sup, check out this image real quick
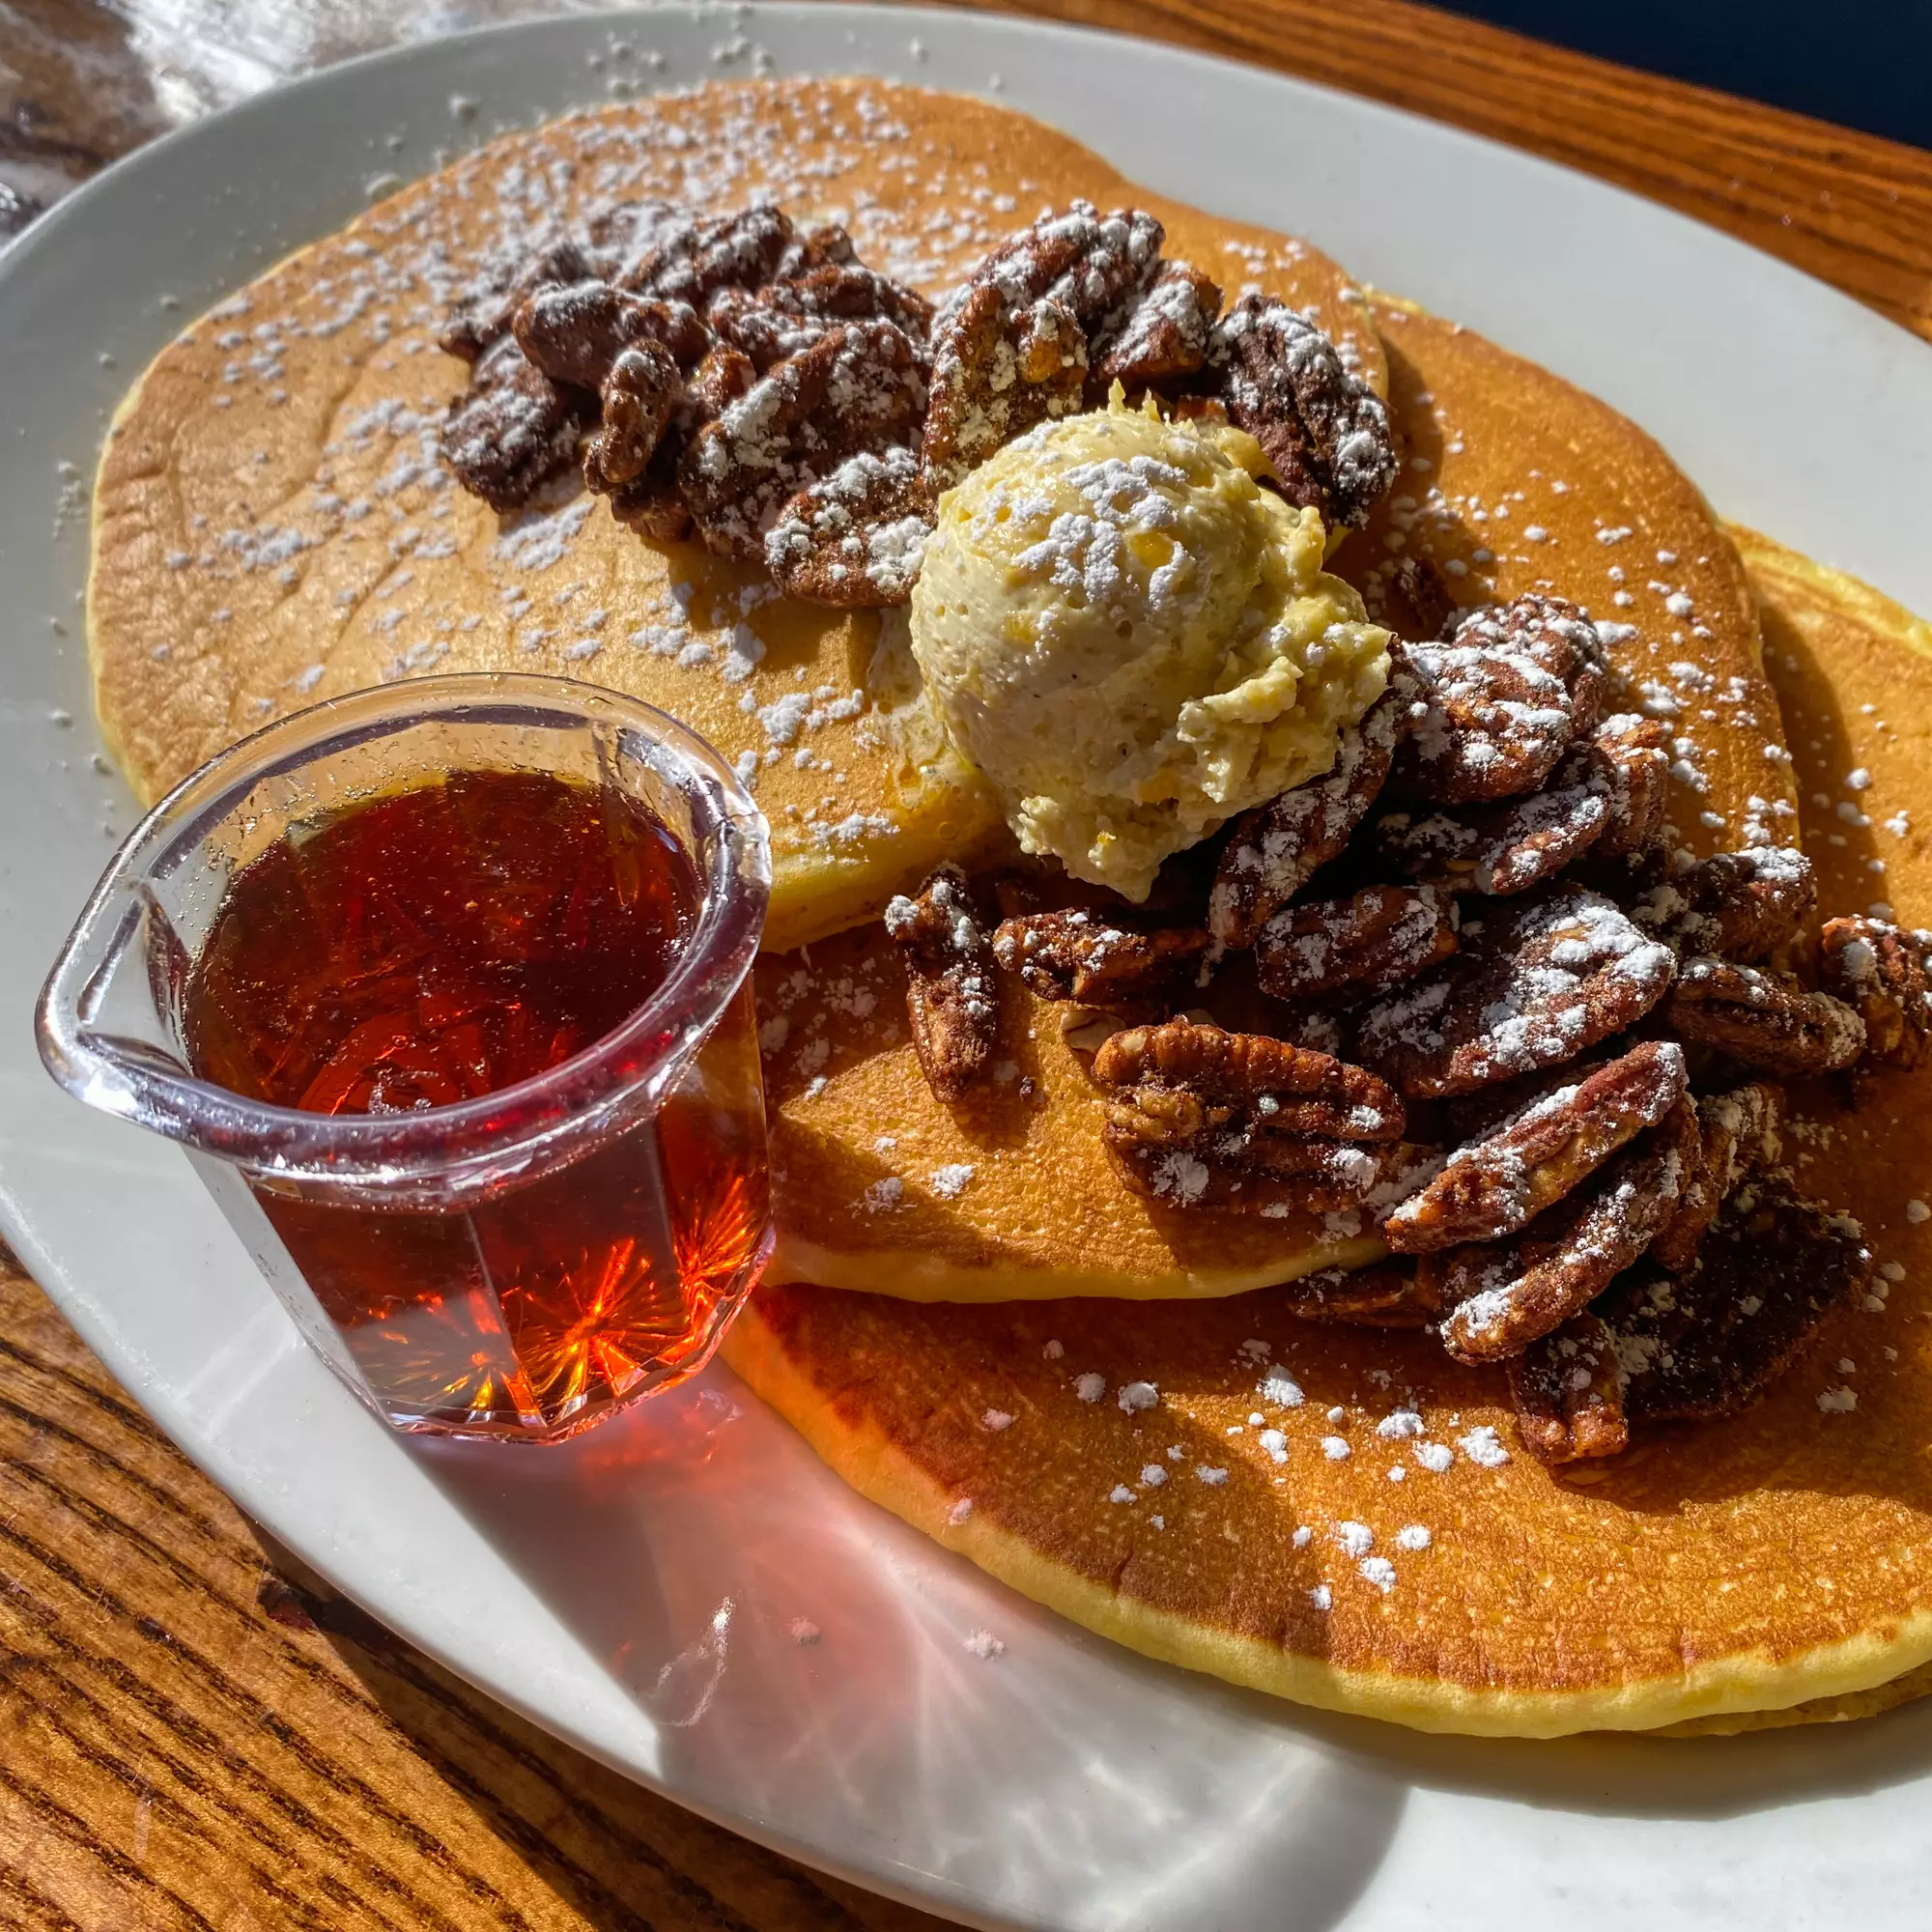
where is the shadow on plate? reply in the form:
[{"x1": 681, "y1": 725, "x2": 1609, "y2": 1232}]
[{"x1": 403, "y1": 1362, "x2": 1405, "y2": 1932}]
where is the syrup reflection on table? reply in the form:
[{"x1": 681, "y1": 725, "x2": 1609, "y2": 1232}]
[{"x1": 409, "y1": 1350, "x2": 1404, "y2": 1929}]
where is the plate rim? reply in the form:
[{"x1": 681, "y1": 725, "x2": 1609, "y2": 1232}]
[{"x1": 5, "y1": 9, "x2": 1932, "y2": 1928}]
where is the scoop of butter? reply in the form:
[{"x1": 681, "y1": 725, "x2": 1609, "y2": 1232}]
[{"x1": 907, "y1": 394, "x2": 1390, "y2": 899}]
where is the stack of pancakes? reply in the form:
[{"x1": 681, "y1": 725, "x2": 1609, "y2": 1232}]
[{"x1": 91, "y1": 79, "x2": 1932, "y2": 1736}]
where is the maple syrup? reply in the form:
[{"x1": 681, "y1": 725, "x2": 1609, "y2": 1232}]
[{"x1": 183, "y1": 768, "x2": 771, "y2": 1441}]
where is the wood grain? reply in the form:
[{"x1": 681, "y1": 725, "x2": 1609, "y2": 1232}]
[
  {"x1": 3, "y1": 1, "x2": 1931, "y2": 1925},
  {"x1": 0, "y1": 1250, "x2": 945, "y2": 1932}
]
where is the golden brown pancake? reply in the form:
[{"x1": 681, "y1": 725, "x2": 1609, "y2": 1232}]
[
  {"x1": 87, "y1": 79, "x2": 1381, "y2": 952},
  {"x1": 759, "y1": 303, "x2": 1795, "y2": 1300},
  {"x1": 725, "y1": 528, "x2": 1932, "y2": 1736}
]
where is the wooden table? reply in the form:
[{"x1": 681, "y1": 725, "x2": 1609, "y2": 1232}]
[{"x1": 2, "y1": 2, "x2": 1929, "y2": 1925}]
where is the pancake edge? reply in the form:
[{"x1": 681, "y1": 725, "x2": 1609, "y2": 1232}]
[
  {"x1": 723, "y1": 1295, "x2": 1932, "y2": 1736},
  {"x1": 1729, "y1": 522, "x2": 1932, "y2": 664},
  {"x1": 766, "y1": 1230, "x2": 1386, "y2": 1301},
  {"x1": 88, "y1": 364, "x2": 166, "y2": 805}
]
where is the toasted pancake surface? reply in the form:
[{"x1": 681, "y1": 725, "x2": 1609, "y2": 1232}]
[
  {"x1": 728, "y1": 527, "x2": 1932, "y2": 1735},
  {"x1": 88, "y1": 79, "x2": 1380, "y2": 952},
  {"x1": 760, "y1": 304, "x2": 1795, "y2": 1300}
]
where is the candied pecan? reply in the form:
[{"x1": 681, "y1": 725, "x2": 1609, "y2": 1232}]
[
  {"x1": 1357, "y1": 883, "x2": 1678, "y2": 1100},
  {"x1": 678, "y1": 320, "x2": 927, "y2": 559},
  {"x1": 923, "y1": 280, "x2": 1087, "y2": 491},
  {"x1": 617, "y1": 205, "x2": 796, "y2": 307},
  {"x1": 1588, "y1": 713, "x2": 1672, "y2": 863},
  {"x1": 994, "y1": 911, "x2": 1211, "y2": 1013},
  {"x1": 1392, "y1": 594, "x2": 1607, "y2": 805},
  {"x1": 884, "y1": 866, "x2": 1000, "y2": 1102},
  {"x1": 440, "y1": 236, "x2": 608, "y2": 362},
  {"x1": 1603, "y1": 1178, "x2": 1872, "y2": 1427},
  {"x1": 994, "y1": 202, "x2": 1164, "y2": 318},
  {"x1": 1649, "y1": 1081, "x2": 1784, "y2": 1273},
  {"x1": 1208, "y1": 677, "x2": 1406, "y2": 946},
  {"x1": 1819, "y1": 915, "x2": 1932, "y2": 1069},
  {"x1": 1094, "y1": 1019, "x2": 1405, "y2": 1144},
  {"x1": 512, "y1": 281, "x2": 708, "y2": 391},
  {"x1": 1638, "y1": 846, "x2": 1816, "y2": 961},
  {"x1": 1097, "y1": 1020, "x2": 1410, "y2": 1213},
  {"x1": 439, "y1": 336, "x2": 587, "y2": 512},
  {"x1": 711, "y1": 265, "x2": 935, "y2": 369},
  {"x1": 922, "y1": 201, "x2": 1164, "y2": 490},
  {"x1": 610, "y1": 446, "x2": 694, "y2": 542},
  {"x1": 582, "y1": 341, "x2": 682, "y2": 493},
  {"x1": 1255, "y1": 884, "x2": 1458, "y2": 1004},
  {"x1": 1091, "y1": 259, "x2": 1221, "y2": 390},
  {"x1": 1205, "y1": 293, "x2": 1398, "y2": 528},
  {"x1": 1433, "y1": 1124, "x2": 1686, "y2": 1362},
  {"x1": 765, "y1": 447, "x2": 933, "y2": 608},
  {"x1": 1284, "y1": 1261, "x2": 1443, "y2": 1328},
  {"x1": 1386, "y1": 1039, "x2": 1689, "y2": 1254},
  {"x1": 1374, "y1": 759, "x2": 1611, "y2": 897},
  {"x1": 681, "y1": 340, "x2": 757, "y2": 423},
  {"x1": 1393, "y1": 554, "x2": 1458, "y2": 641},
  {"x1": 776, "y1": 222, "x2": 859, "y2": 275},
  {"x1": 1508, "y1": 1314, "x2": 1630, "y2": 1463},
  {"x1": 1666, "y1": 957, "x2": 1864, "y2": 1075}
]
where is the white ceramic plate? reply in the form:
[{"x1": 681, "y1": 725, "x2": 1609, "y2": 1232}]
[{"x1": 6, "y1": 10, "x2": 1932, "y2": 1927}]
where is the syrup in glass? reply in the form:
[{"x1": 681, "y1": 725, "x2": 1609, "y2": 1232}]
[{"x1": 182, "y1": 768, "x2": 770, "y2": 1440}]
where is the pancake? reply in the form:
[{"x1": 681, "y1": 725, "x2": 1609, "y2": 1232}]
[
  {"x1": 759, "y1": 302, "x2": 1795, "y2": 1300},
  {"x1": 724, "y1": 527, "x2": 1932, "y2": 1737},
  {"x1": 86, "y1": 79, "x2": 1382, "y2": 953}
]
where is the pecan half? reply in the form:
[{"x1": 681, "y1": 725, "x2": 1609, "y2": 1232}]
[
  {"x1": 1255, "y1": 883, "x2": 1459, "y2": 1003},
  {"x1": 764, "y1": 447, "x2": 933, "y2": 607},
  {"x1": 1649, "y1": 1080, "x2": 1784, "y2": 1273},
  {"x1": 1356, "y1": 883, "x2": 1678, "y2": 1099},
  {"x1": 1092, "y1": 259, "x2": 1222, "y2": 390},
  {"x1": 1819, "y1": 915, "x2": 1932, "y2": 1069},
  {"x1": 1208, "y1": 677, "x2": 1406, "y2": 946},
  {"x1": 512, "y1": 281, "x2": 709, "y2": 391},
  {"x1": 922, "y1": 202, "x2": 1163, "y2": 491},
  {"x1": 1666, "y1": 957, "x2": 1865, "y2": 1075},
  {"x1": 775, "y1": 221, "x2": 861, "y2": 277},
  {"x1": 1094, "y1": 1019, "x2": 1406, "y2": 1143},
  {"x1": 1602, "y1": 1177, "x2": 1872, "y2": 1426},
  {"x1": 616, "y1": 205, "x2": 797, "y2": 307},
  {"x1": 684, "y1": 340, "x2": 758, "y2": 419},
  {"x1": 1097, "y1": 1020, "x2": 1414, "y2": 1214},
  {"x1": 884, "y1": 867, "x2": 1000, "y2": 1102},
  {"x1": 1432, "y1": 1119, "x2": 1687, "y2": 1362},
  {"x1": 1508, "y1": 1314, "x2": 1630, "y2": 1463},
  {"x1": 440, "y1": 236, "x2": 609, "y2": 362},
  {"x1": 439, "y1": 336, "x2": 588, "y2": 511},
  {"x1": 1392, "y1": 594, "x2": 1607, "y2": 805},
  {"x1": 1388, "y1": 554, "x2": 1457, "y2": 644},
  {"x1": 678, "y1": 319, "x2": 927, "y2": 560},
  {"x1": 1374, "y1": 760, "x2": 1611, "y2": 897},
  {"x1": 993, "y1": 911, "x2": 1211, "y2": 1013},
  {"x1": 609, "y1": 452, "x2": 694, "y2": 543},
  {"x1": 1385, "y1": 1039, "x2": 1688, "y2": 1253},
  {"x1": 709, "y1": 264, "x2": 935, "y2": 369},
  {"x1": 1588, "y1": 712, "x2": 1672, "y2": 863},
  {"x1": 1206, "y1": 293, "x2": 1398, "y2": 528},
  {"x1": 1284, "y1": 1261, "x2": 1443, "y2": 1327},
  {"x1": 583, "y1": 341, "x2": 683, "y2": 493},
  {"x1": 1638, "y1": 846, "x2": 1817, "y2": 961}
]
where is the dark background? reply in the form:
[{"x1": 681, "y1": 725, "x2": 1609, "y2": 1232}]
[{"x1": 1430, "y1": 0, "x2": 1932, "y2": 148}]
